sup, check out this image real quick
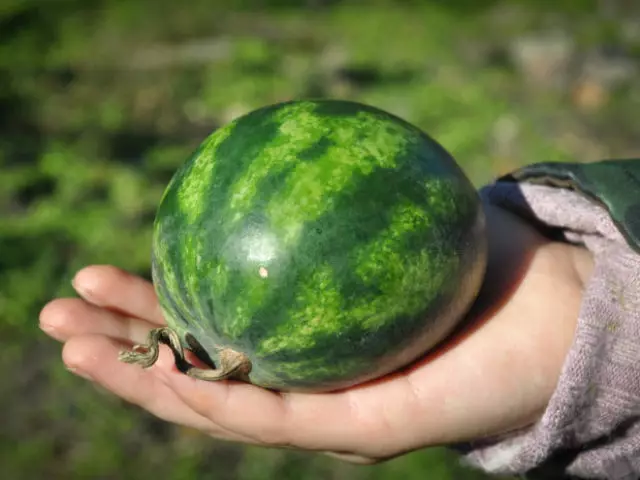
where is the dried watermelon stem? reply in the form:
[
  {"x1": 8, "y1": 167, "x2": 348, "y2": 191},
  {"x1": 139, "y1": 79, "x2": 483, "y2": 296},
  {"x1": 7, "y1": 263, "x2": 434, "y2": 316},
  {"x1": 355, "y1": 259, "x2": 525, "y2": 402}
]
[{"x1": 118, "y1": 327, "x2": 252, "y2": 382}]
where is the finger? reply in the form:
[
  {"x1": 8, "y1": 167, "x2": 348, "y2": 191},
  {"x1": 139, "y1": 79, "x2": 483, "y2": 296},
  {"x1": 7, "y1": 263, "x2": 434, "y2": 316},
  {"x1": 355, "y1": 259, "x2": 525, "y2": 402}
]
[
  {"x1": 40, "y1": 298, "x2": 154, "y2": 345},
  {"x1": 62, "y1": 334, "x2": 253, "y2": 444},
  {"x1": 160, "y1": 370, "x2": 389, "y2": 455},
  {"x1": 72, "y1": 265, "x2": 166, "y2": 325}
]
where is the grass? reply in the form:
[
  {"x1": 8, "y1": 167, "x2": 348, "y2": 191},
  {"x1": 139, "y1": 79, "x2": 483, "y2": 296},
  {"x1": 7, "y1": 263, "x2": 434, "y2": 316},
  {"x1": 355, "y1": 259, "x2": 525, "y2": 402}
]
[{"x1": 1, "y1": 1, "x2": 638, "y2": 478}]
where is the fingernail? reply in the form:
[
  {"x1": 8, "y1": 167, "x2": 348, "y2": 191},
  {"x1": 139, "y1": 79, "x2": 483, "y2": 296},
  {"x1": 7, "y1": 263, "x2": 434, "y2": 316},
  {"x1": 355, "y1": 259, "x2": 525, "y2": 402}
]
[
  {"x1": 67, "y1": 366, "x2": 94, "y2": 382},
  {"x1": 39, "y1": 322, "x2": 59, "y2": 335},
  {"x1": 40, "y1": 323, "x2": 64, "y2": 340},
  {"x1": 71, "y1": 275, "x2": 92, "y2": 299}
]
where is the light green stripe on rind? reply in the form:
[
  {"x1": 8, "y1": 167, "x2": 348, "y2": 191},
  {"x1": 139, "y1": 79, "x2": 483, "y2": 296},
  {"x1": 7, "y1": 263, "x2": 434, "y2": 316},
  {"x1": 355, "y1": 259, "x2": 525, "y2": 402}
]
[
  {"x1": 225, "y1": 101, "x2": 320, "y2": 224},
  {"x1": 178, "y1": 235, "x2": 210, "y2": 324},
  {"x1": 175, "y1": 122, "x2": 235, "y2": 224},
  {"x1": 265, "y1": 109, "x2": 409, "y2": 246},
  {"x1": 152, "y1": 225, "x2": 193, "y2": 327},
  {"x1": 256, "y1": 180, "x2": 460, "y2": 355},
  {"x1": 269, "y1": 263, "x2": 341, "y2": 347},
  {"x1": 218, "y1": 269, "x2": 272, "y2": 339}
]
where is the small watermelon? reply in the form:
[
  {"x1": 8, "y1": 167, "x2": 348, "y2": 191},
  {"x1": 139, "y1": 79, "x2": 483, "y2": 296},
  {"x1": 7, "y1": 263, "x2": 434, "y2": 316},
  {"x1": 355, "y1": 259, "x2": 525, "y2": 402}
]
[{"x1": 119, "y1": 99, "x2": 487, "y2": 392}]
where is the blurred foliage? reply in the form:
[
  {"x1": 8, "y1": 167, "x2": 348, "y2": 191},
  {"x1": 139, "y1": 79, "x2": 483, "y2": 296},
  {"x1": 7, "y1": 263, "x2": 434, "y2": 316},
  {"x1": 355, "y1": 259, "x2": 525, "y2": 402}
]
[{"x1": 1, "y1": 0, "x2": 639, "y2": 478}]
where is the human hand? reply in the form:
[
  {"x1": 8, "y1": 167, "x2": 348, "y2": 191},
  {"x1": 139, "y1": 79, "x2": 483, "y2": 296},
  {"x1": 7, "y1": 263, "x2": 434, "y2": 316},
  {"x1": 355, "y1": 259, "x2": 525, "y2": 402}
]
[{"x1": 39, "y1": 203, "x2": 593, "y2": 464}]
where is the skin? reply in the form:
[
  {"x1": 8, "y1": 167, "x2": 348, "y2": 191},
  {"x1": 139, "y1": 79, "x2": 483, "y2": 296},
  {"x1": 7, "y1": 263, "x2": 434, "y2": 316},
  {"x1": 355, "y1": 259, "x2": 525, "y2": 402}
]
[{"x1": 39, "y1": 202, "x2": 593, "y2": 464}]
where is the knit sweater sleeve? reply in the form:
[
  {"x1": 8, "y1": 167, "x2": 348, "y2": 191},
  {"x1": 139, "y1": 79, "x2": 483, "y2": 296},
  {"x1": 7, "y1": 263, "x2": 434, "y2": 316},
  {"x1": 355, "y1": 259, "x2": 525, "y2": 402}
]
[{"x1": 459, "y1": 181, "x2": 640, "y2": 480}]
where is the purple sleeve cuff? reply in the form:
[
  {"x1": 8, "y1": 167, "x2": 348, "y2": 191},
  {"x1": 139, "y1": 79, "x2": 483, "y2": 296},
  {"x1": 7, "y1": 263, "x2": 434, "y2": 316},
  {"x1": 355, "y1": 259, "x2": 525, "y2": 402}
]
[{"x1": 459, "y1": 182, "x2": 640, "y2": 479}]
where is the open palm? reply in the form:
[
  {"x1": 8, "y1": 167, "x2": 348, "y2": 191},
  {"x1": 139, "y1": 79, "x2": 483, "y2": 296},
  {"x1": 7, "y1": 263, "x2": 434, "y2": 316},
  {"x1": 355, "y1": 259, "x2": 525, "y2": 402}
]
[{"x1": 39, "y1": 203, "x2": 591, "y2": 463}]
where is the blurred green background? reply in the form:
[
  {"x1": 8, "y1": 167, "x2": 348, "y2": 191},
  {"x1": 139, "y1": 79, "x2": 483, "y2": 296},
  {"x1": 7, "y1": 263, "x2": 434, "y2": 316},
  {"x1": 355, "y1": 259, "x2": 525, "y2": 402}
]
[{"x1": 1, "y1": 0, "x2": 639, "y2": 478}]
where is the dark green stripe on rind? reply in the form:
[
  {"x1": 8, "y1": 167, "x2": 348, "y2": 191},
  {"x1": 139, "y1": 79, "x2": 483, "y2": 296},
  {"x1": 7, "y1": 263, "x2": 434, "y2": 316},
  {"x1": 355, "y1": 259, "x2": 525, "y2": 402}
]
[{"x1": 152, "y1": 99, "x2": 486, "y2": 390}]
